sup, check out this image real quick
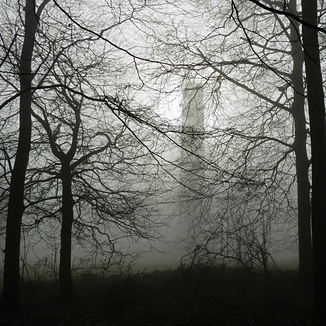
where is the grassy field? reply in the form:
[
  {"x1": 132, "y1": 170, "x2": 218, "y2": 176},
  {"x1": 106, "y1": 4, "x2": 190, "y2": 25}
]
[{"x1": 0, "y1": 266, "x2": 321, "y2": 325}]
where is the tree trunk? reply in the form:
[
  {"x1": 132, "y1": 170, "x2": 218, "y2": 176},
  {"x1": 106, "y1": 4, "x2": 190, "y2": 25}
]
[
  {"x1": 59, "y1": 162, "x2": 74, "y2": 300},
  {"x1": 289, "y1": 0, "x2": 313, "y2": 287},
  {"x1": 302, "y1": 0, "x2": 326, "y2": 317},
  {"x1": 1, "y1": 0, "x2": 38, "y2": 311}
]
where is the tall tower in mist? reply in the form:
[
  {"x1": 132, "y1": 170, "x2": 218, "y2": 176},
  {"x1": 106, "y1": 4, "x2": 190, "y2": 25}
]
[
  {"x1": 180, "y1": 82, "x2": 205, "y2": 173},
  {"x1": 178, "y1": 81, "x2": 206, "y2": 245}
]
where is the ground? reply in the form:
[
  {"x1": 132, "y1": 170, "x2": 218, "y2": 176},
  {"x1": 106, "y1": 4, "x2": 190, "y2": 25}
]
[{"x1": 0, "y1": 267, "x2": 322, "y2": 325}]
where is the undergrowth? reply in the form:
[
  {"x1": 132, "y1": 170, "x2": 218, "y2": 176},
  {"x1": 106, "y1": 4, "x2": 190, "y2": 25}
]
[{"x1": 0, "y1": 266, "x2": 320, "y2": 326}]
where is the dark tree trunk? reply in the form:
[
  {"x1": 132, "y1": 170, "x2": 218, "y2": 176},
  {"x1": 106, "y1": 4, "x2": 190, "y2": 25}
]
[
  {"x1": 59, "y1": 162, "x2": 74, "y2": 300},
  {"x1": 289, "y1": 0, "x2": 313, "y2": 287},
  {"x1": 293, "y1": 84, "x2": 313, "y2": 287},
  {"x1": 1, "y1": 0, "x2": 38, "y2": 311},
  {"x1": 302, "y1": 0, "x2": 326, "y2": 317},
  {"x1": 32, "y1": 88, "x2": 81, "y2": 301},
  {"x1": 293, "y1": 106, "x2": 313, "y2": 287}
]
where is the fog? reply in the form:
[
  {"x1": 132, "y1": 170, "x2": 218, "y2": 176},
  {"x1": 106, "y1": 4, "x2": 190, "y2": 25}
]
[
  {"x1": 1, "y1": 1, "x2": 318, "y2": 323},
  {"x1": 0, "y1": 84, "x2": 300, "y2": 278}
]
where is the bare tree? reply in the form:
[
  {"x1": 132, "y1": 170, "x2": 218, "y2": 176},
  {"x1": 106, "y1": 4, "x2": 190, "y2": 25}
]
[
  {"x1": 301, "y1": 0, "x2": 326, "y2": 317},
  {"x1": 20, "y1": 2, "x2": 169, "y2": 300},
  {"x1": 30, "y1": 86, "x2": 160, "y2": 299},
  {"x1": 0, "y1": 0, "x2": 161, "y2": 308},
  {"x1": 1, "y1": 0, "x2": 50, "y2": 311},
  {"x1": 227, "y1": 0, "x2": 326, "y2": 316}
]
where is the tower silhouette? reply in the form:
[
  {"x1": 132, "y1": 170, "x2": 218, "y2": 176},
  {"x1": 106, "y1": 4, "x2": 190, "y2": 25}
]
[
  {"x1": 181, "y1": 82, "x2": 205, "y2": 159},
  {"x1": 178, "y1": 81, "x2": 206, "y2": 245}
]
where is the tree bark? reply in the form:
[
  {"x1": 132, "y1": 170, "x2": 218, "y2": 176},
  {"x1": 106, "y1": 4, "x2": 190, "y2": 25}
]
[
  {"x1": 289, "y1": 0, "x2": 313, "y2": 287},
  {"x1": 59, "y1": 161, "x2": 74, "y2": 300},
  {"x1": 302, "y1": 0, "x2": 326, "y2": 317},
  {"x1": 1, "y1": 0, "x2": 38, "y2": 311}
]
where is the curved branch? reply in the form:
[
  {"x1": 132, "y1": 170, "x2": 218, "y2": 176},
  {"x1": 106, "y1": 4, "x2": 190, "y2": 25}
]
[{"x1": 249, "y1": 0, "x2": 326, "y2": 34}]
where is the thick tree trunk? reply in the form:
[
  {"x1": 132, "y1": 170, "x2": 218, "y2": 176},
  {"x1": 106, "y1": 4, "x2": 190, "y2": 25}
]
[
  {"x1": 294, "y1": 119, "x2": 313, "y2": 287},
  {"x1": 293, "y1": 95, "x2": 313, "y2": 287},
  {"x1": 59, "y1": 162, "x2": 74, "y2": 300},
  {"x1": 289, "y1": 0, "x2": 313, "y2": 287},
  {"x1": 302, "y1": 0, "x2": 326, "y2": 317},
  {"x1": 1, "y1": 0, "x2": 38, "y2": 311}
]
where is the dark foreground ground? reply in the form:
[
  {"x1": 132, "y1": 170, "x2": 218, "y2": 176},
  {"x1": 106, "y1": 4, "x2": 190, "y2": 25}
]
[{"x1": 0, "y1": 267, "x2": 322, "y2": 325}]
